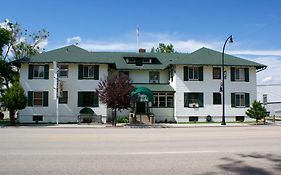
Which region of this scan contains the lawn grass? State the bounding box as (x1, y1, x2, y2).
(0, 119, 10, 126)
(177, 121, 256, 124)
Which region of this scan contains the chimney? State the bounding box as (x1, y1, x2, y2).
(139, 48, 146, 53)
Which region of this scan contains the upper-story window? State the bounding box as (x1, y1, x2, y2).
(33, 65, 44, 79)
(143, 58, 152, 63)
(126, 58, 135, 63)
(59, 65, 68, 78)
(213, 67, 221, 79)
(78, 65, 99, 80)
(149, 71, 160, 84)
(231, 67, 249, 82)
(184, 66, 203, 81)
(28, 64, 49, 80)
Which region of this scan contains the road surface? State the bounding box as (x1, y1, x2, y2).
(0, 126, 281, 175)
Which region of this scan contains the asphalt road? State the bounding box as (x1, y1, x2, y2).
(0, 126, 281, 175)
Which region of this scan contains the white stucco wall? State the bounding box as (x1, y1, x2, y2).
(174, 65, 257, 122)
(19, 63, 108, 123)
(129, 69, 169, 84)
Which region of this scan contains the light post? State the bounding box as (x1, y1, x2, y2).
(221, 35, 233, 125)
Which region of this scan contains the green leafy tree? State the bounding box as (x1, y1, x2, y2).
(96, 72, 134, 126)
(1, 82, 27, 125)
(0, 20, 49, 92)
(245, 100, 267, 124)
(151, 43, 175, 53)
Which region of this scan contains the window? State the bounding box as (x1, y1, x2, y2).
(213, 93, 221, 105)
(143, 58, 152, 63)
(78, 91, 99, 107)
(126, 58, 135, 63)
(213, 67, 221, 79)
(231, 67, 249, 82)
(152, 93, 174, 108)
(33, 115, 43, 122)
(189, 116, 198, 122)
(33, 92, 43, 106)
(149, 71, 160, 84)
(184, 93, 204, 108)
(27, 91, 48, 107)
(59, 65, 68, 77)
(184, 66, 203, 81)
(28, 65, 49, 79)
(188, 67, 199, 80)
(236, 116, 245, 122)
(59, 91, 68, 104)
(78, 65, 99, 80)
(231, 93, 250, 107)
(33, 65, 45, 78)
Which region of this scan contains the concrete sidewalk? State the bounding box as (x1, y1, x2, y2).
(42, 121, 281, 128)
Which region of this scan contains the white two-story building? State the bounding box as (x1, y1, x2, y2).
(14, 45, 266, 123)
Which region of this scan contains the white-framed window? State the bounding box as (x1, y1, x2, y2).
(213, 67, 221, 79)
(235, 93, 245, 107)
(126, 58, 135, 63)
(152, 93, 174, 108)
(184, 92, 204, 108)
(188, 67, 199, 80)
(149, 71, 160, 84)
(33, 65, 45, 79)
(235, 68, 245, 81)
(33, 92, 43, 106)
(143, 58, 152, 63)
(231, 92, 250, 107)
(83, 65, 95, 78)
(59, 65, 68, 78)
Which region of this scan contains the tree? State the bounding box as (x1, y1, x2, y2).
(96, 72, 134, 126)
(151, 43, 175, 53)
(1, 82, 27, 125)
(245, 100, 267, 124)
(0, 20, 49, 91)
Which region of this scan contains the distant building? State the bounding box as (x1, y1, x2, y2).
(14, 45, 266, 123)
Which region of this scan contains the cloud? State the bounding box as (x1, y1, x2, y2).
(66, 36, 81, 44)
(229, 50, 281, 56)
(249, 56, 281, 84)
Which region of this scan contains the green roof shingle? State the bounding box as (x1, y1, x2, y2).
(16, 45, 266, 70)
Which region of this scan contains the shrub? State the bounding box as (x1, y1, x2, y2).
(117, 116, 129, 123)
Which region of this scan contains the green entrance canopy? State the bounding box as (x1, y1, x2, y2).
(131, 86, 154, 102)
(80, 107, 95, 115)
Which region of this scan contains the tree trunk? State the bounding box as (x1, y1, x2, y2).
(9, 110, 15, 126)
(112, 109, 117, 127)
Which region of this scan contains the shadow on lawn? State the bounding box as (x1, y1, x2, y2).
(198, 152, 281, 175)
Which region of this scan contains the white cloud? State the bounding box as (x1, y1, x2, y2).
(66, 36, 81, 44)
(229, 50, 281, 56)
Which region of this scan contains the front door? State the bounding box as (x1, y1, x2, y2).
(136, 102, 146, 114)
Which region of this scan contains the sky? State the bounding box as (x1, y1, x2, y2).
(1, 0, 281, 85)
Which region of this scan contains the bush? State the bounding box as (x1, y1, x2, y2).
(117, 116, 129, 123)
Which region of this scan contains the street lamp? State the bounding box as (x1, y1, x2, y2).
(221, 35, 233, 125)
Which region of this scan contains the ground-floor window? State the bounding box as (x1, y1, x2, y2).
(213, 92, 221, 105)
(231, 93, 250, 107)
(184, 92, 204, 108)
(78, 91, 99, 107)
(27, 91, 48, 107)
(152, 92, 174, 108)
(59, 91, 68, 104)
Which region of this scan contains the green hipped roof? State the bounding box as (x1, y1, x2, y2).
(131, 86, 154, 102)
(15, 45, 266, 70)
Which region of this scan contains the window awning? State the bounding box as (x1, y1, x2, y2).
(80, 107, 95, 115)
(131, 87, 154, 103)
